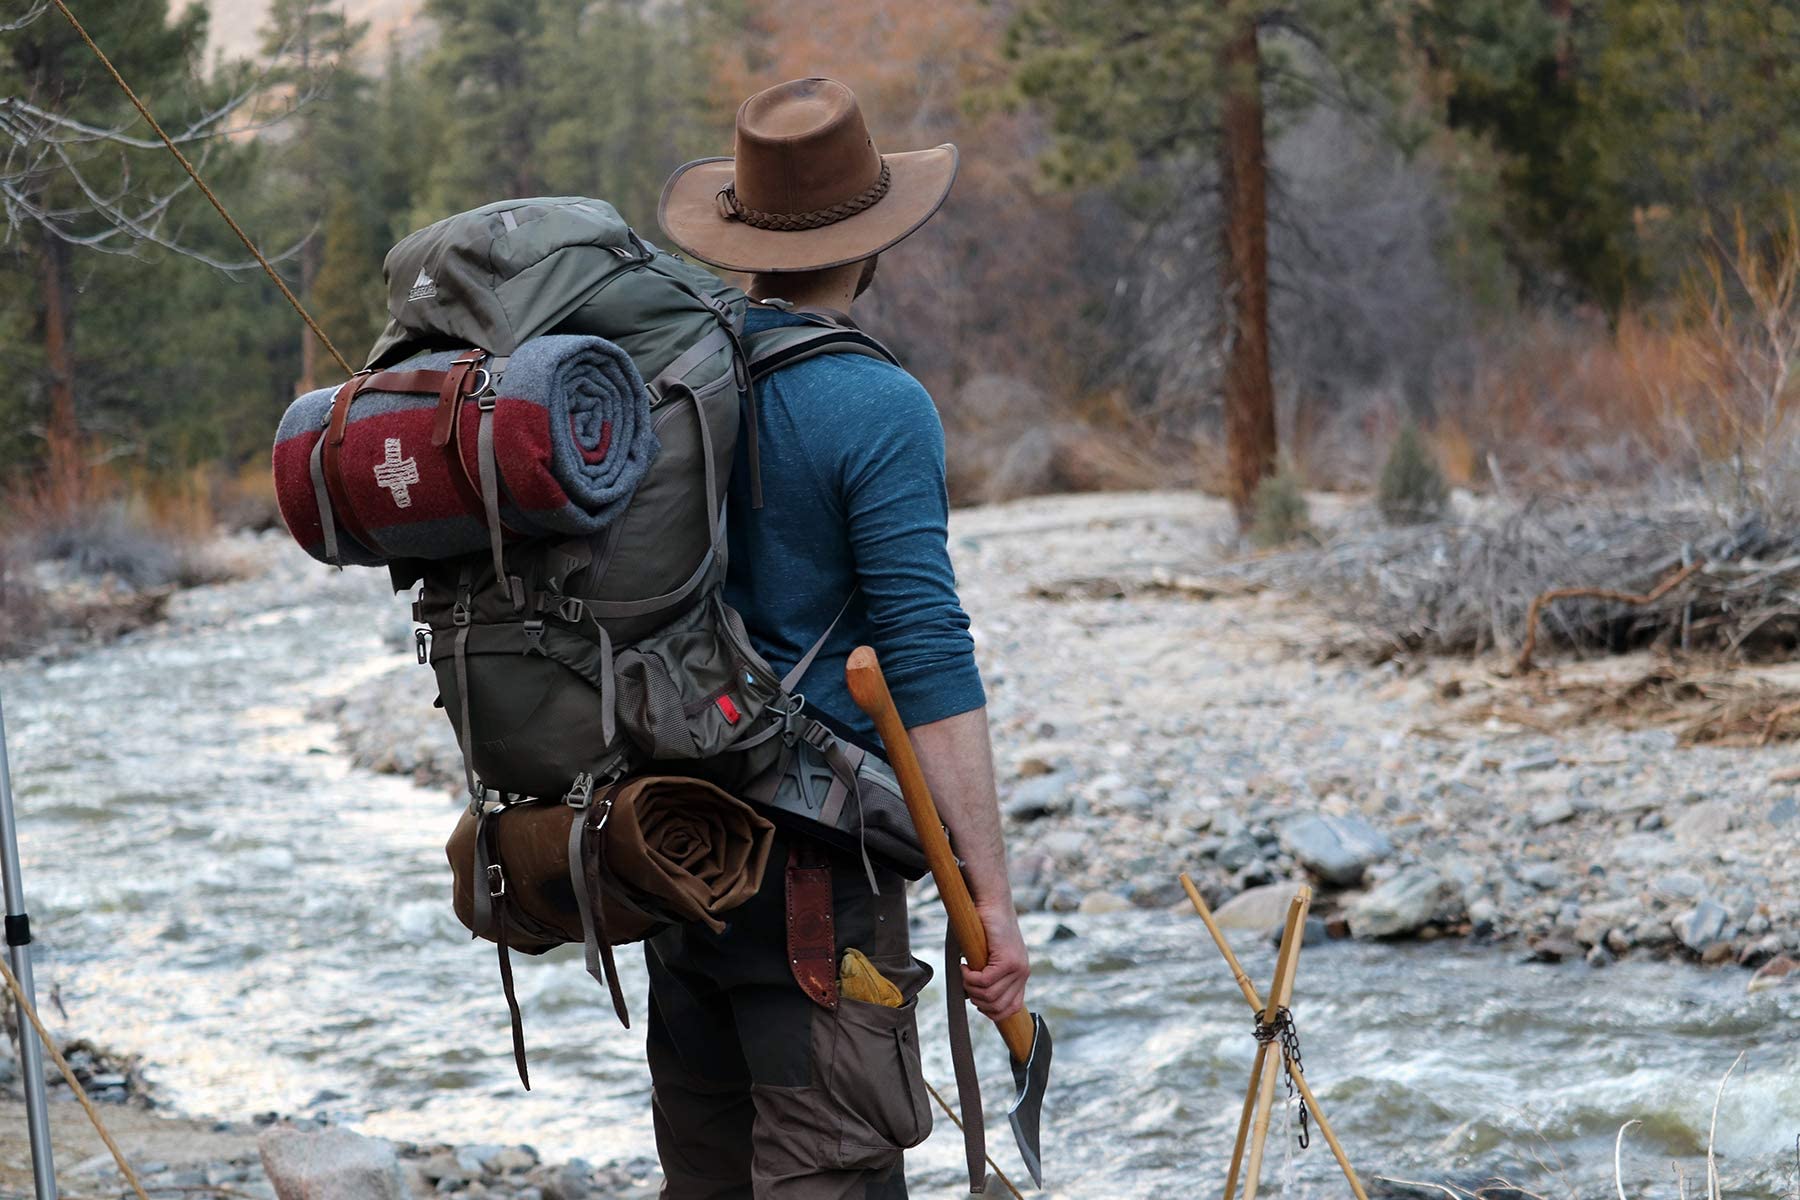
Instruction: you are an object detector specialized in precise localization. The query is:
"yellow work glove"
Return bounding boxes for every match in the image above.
[838,948,904,1007]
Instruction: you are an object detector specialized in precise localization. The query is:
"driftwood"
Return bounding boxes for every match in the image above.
[1514,560,1705,672]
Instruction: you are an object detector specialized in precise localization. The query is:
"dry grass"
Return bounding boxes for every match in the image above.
[0,443,254,659]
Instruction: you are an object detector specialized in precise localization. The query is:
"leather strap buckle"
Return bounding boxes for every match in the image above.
[485,863,507,898]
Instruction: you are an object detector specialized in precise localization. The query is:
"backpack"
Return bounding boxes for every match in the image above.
[275,197,929,1067]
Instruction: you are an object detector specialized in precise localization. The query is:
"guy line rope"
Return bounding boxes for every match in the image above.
[0,956,152,1200]
[29,7,1019,1196]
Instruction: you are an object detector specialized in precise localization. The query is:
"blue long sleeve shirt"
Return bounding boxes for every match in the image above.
[724,306,985,750]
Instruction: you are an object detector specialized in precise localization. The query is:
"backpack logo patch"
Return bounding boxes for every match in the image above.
[374,437,420,508]
[407,268,437,303]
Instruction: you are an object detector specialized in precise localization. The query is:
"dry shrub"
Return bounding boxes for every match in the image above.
[0,540,48,659]
[1378,424,1449,525]
[1,442,234,594]
[1250,469,1312,548]
[1445,211,1800,503]
[945,374,1217,503]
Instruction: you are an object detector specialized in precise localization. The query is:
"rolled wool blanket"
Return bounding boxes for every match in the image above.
[446,776,776,952]
[272,335,659,565]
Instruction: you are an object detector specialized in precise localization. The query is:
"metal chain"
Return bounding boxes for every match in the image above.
[1253,1005,1311,1150]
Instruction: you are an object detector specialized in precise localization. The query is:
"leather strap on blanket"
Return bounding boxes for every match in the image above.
[944,926,990,1194]
[785,844,837,1010]
[313,349,509,572]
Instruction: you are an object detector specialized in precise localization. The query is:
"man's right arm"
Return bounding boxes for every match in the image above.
[834,363,1028,1019]
[909,707,1030,1021]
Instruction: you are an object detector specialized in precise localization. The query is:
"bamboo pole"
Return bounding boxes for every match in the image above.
[1222,1041,1270,1200]
[1181,874,1370,1200]
[1180,874,1263,1011]
[1241,890,1310,1200]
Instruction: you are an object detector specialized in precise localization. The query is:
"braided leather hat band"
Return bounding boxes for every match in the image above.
[716,160,893,232]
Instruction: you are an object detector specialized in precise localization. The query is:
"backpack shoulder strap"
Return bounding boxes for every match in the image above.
[743,313,900,383]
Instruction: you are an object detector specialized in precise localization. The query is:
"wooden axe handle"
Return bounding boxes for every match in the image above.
[845,645,1036,1064]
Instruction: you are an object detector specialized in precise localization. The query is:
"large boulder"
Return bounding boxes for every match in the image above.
[259,1128,406,1200]
[1350,868,1464,939]
[1282,814,1392,887]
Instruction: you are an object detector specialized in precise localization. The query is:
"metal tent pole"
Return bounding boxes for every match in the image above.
[0,691,58,1199]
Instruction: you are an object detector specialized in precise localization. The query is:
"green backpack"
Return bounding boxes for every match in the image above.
[368,197,882,799]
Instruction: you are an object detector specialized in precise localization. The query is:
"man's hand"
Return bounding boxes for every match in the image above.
[962,896,1030,1021]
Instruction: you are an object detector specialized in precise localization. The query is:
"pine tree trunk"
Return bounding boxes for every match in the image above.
[1217,15,1277,527]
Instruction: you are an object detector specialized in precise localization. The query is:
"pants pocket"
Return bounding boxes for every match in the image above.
[819,967,932,1167]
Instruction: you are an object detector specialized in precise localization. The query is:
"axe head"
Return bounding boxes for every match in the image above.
[1006,1012,1052,1188]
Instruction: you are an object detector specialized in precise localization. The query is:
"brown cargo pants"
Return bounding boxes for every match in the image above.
[645,832,933,1199]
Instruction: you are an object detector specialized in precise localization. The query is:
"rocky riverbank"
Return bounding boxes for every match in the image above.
[0,1098,653,1199]
[317,491,1800,981]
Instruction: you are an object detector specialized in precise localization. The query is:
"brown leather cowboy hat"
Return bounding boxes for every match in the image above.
[658,77,957,274]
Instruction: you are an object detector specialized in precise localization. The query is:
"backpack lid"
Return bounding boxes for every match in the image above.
[367,197,651,368]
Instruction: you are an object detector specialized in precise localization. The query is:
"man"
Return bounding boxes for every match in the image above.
[649,77,1029,1198]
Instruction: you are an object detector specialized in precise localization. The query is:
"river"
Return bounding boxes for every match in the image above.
[1,540,1795,1198]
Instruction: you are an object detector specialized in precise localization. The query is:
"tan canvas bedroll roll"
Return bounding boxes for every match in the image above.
[447,774,774,1086]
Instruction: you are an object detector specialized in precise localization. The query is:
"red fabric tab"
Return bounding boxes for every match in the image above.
[717,694,741,724]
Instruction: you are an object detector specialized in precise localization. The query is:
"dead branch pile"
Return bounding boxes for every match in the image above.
[1225,500,1800,661]
[1439,666,1800,746]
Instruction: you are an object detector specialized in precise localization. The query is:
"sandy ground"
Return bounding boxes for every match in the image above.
[0,1099,260,1198]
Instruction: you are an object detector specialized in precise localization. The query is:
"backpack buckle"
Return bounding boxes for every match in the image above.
[414,628,430,664]
[774,693,806,746]
[522,619,546,656]
[452,600,471,627]
[485,863,507,898]
[556,595,586,624]
[563,772,595,809]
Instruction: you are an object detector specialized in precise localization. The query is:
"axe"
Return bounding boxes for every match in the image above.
[846,646,1052,1189]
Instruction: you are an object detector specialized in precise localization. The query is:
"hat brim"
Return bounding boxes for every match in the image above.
[658,145,958,274]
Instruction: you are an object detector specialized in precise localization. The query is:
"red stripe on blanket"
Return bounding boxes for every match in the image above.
[272,397,585,551]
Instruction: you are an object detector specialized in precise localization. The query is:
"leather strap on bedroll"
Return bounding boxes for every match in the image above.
[473,807,532,1090]
[785,843,838,1010]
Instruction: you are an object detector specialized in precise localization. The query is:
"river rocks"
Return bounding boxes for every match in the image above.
[1672,899,1733,953]
[1003,771,1073,821]
[1212,883,1298,932]
[1748,954,1798,993]
[1280,814,1391,886]
[1670,802,1736,842]
[1078,890,1130,915]
[1529,796,1576,828]
[1351,868,1464,939]
[259,1128,406,1200]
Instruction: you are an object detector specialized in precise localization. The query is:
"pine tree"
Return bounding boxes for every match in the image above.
[311,185,389,368]
[1007,0,1410,528]
[0,0,233,471]
[257,0,370,391]
[1582,0,1800,289]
